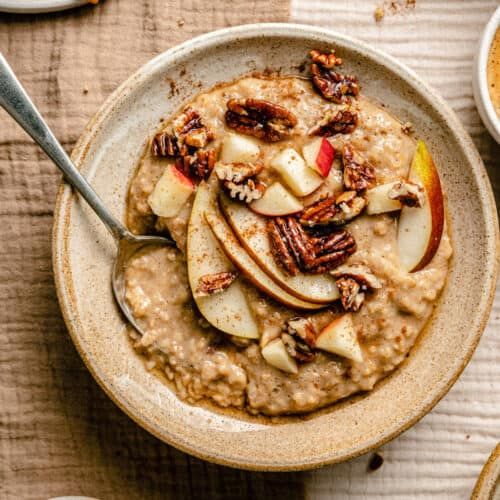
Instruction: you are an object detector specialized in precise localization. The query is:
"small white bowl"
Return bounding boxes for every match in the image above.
[473,6,500,144]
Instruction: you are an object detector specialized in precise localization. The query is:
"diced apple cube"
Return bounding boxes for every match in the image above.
[261,338,298,374]
[366,181,402,215]
[220,133,260,163]
[315,314,363,363]
[148,166,195,218]
[302,137,335,177]
[270,148,323,197]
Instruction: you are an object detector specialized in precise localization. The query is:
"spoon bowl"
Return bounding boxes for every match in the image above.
[112,233,175,335]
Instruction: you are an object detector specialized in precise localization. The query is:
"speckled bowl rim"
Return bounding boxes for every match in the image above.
[52,23,499,471]
[472,444,500,499]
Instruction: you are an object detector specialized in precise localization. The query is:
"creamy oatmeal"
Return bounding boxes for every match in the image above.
[124,49,452,416]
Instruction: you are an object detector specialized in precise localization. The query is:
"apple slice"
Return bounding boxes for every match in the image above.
[187,175,259,339]
[220,133,260,163]
[220,195,340,304]
[148,166,195,218]
[204,206,323,311]
[261,338,298,374]
[398,140,444,272]
[366,181,402,215]
[270,148,323,196]
[315,314,363,363]
[302,137,335,177]
[250,182,303,216]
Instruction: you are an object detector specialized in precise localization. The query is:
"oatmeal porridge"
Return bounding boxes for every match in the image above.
[124,49,452,416]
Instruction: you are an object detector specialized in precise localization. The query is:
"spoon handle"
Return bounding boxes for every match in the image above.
[0,53,129,241]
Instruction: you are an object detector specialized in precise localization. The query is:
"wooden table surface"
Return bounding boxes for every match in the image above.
[0,1,498,498]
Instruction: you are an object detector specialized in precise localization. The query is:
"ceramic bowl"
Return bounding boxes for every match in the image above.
[473,6,500,143]
[472,444,500,499]
[0,0,88,14]
[52,23,499,471]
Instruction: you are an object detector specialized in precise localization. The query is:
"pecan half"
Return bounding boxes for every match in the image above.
[299,191,366,227]
[214,162,263,183]
[152,132,182,157]
[215,161,265,203]
[309,109,358,136]
[310,50,359,103]
[388,180,425,208]
[331,264,382,312]
[225,98,297,142]
[268,217,356,275]
[343,144,376,192]
[224,178,266,203]
[195,271,238,297]
[177,149,216,181]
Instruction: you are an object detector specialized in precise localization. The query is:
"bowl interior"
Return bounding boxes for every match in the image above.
[53,24,498,470]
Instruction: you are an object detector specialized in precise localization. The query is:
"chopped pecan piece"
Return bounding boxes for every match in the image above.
[343,144,376,191]
[309,109,358,136]
[177,149,216,181]
[300,191,366,227]
[282,333,315,362]
[310,49,343,68]
[388,180,425,208]
[286,317,317,345]
[172,107,214,149]
[336,277,365,312]
[225,98,297,142]
[310,50,359,103]
[282,317,317,363]
[152,132,181,157]
[268,217,356,275]
[195,271,238,297]
[331,264,382,290]
[331,264,382,311]
[224,178,266,203]
[152,107,215,180]
[214,162,263,183]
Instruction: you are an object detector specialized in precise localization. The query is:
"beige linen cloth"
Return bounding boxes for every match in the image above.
[0,0,498,498]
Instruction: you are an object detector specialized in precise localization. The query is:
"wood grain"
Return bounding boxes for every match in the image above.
[291,0,500,498]
[0,2,294,499]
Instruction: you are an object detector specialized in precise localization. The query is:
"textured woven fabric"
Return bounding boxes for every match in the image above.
[1,0,499,498]
[291,0,500,498]
[0,2,292,499]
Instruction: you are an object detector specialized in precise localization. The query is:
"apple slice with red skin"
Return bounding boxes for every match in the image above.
[250,182,303,216]
[302,137,335,177]
[148,165,195,218]
[398,140,444,272]
[204,203,323,311]
[220,194,339,305]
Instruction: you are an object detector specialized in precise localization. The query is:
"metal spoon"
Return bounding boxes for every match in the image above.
[0,53,175,336]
